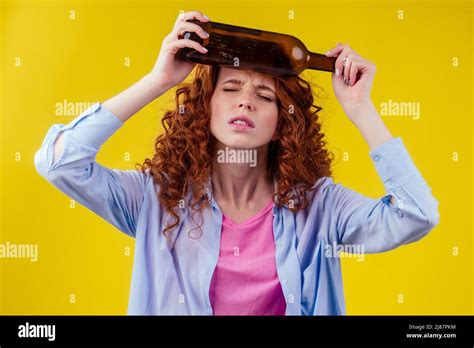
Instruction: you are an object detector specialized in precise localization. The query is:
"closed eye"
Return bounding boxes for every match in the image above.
[223,88,274,102]
[259,95,273,102]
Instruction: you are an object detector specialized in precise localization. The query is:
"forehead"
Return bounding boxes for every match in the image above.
[217,67,275,88]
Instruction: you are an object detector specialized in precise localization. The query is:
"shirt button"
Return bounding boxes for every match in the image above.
[282,279,287,285]
[386,179,394,186]
[373,154,381,162]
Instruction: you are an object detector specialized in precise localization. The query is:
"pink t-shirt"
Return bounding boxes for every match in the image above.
[209,198,287,315]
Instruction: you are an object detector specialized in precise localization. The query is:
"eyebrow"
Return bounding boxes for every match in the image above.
[221,78,276,94]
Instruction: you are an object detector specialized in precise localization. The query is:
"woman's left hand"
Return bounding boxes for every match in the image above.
[325,43,377,122]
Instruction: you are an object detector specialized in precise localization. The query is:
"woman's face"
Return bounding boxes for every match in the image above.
[210,67,279,150]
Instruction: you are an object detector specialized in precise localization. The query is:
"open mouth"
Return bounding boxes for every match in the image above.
[228,116,255,130]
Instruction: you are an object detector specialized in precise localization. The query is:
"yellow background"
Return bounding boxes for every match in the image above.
[1,0,472,314]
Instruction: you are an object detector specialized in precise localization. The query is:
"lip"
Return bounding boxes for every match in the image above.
[227,115,255,130]
[229,123,253,131]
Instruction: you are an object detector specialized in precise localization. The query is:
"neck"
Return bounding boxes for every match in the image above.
[308,52,336,73]
[211,141,274,209]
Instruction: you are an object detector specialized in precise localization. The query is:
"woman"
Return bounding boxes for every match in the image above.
[34,11,440,315]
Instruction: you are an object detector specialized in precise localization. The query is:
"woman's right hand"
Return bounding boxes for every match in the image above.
[149,10,210,92]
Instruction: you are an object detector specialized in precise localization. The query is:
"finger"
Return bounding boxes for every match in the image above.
[348,60,359,86]
[324,42,343,57]
[168,38,208,55]
[175,21,210,40]
[326,43,350,77]
[343,53,357,84]
[351,59,376,84]
[335,46,351,78]
[177,10,209,23]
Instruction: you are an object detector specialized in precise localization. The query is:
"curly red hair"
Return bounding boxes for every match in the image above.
[137,65,334,245]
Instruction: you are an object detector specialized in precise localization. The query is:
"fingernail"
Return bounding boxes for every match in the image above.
[325,50,331,56]
[203,15,209,20]
[202,47,208,53]
[203,31,210,38]
[343,77,348,84]
[336,68,340,76]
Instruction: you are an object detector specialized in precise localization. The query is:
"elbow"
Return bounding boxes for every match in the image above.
[34,148,49,178]
[34,147,62,181]
[401,198,440,246]
[424,191,441,231]
[415,198,440,240]
[425,204,440,231]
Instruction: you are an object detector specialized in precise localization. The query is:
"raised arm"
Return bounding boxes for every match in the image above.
[323,136,440,253]
[53,9,211,165]
[36,10,211,237]
[320,43,439,252]
[52,74,167,164]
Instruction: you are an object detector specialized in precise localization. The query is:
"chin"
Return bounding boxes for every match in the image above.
[214,136,253,150]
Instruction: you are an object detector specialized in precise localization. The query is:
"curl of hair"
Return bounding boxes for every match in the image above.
[137,65,334,246]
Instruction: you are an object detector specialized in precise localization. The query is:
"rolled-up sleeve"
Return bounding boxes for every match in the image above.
[330,137,440,253]
[34,103,147,238]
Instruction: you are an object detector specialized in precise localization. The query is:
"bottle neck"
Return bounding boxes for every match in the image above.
[307,52,336,73]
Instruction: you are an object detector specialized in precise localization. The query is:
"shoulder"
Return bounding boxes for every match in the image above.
[296,176,335,209]
[312,176,335,189]
[310,176,336,196]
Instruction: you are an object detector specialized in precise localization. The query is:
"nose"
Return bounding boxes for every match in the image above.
[238,100,252,110]
[237,86,255,111]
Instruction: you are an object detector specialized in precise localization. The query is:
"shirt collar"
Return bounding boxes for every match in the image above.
[201,175,285,211]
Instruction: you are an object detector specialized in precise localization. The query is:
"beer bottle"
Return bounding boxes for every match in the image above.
[177,19,336,77]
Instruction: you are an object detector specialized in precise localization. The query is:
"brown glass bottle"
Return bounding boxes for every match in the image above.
[177,19,336,77]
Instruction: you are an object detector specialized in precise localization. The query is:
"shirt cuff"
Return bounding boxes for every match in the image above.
[369,137,425,192]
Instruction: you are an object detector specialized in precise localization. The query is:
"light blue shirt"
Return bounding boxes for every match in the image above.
[34,102,440,315]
